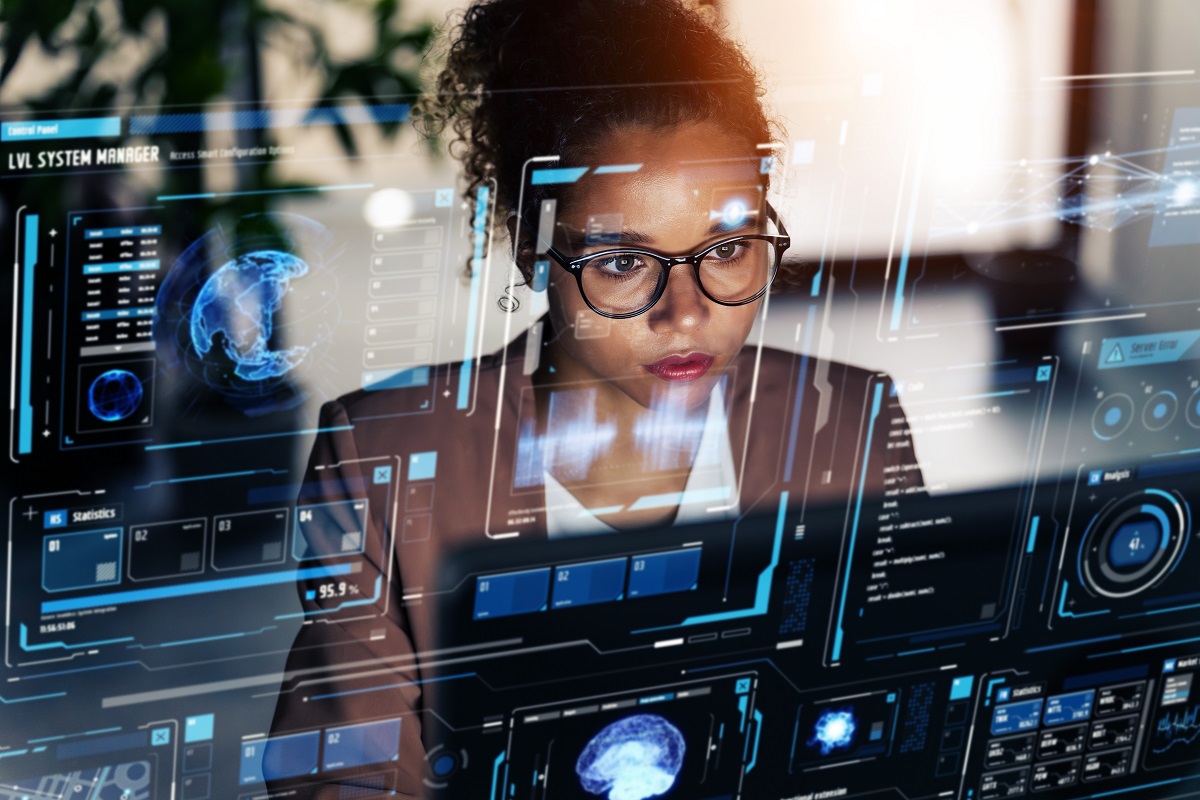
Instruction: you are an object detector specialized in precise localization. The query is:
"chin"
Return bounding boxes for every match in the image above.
[639,373,720,411]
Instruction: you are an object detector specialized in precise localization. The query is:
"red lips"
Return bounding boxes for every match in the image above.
[643,353,715,381]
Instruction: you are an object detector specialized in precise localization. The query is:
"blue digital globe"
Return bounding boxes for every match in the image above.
[189,250,311,382]
[810,708,857,756]
[576,715,686,800]
[87,369,144,422]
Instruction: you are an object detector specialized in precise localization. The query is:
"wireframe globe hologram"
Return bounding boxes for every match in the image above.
[87,369,144,422]
[154,212,339,415]
[189,250,311,382]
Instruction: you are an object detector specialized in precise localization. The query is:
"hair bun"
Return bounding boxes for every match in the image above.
[419,0,775,275]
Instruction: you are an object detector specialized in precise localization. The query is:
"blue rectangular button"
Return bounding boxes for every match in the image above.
[991,698,1043,736]
[362,366,430,390]
[551,558,627,609]
[292,499,369,561]
[240,732,320,785]
[532,260,549,292]
[627,549,701,598]
[473,568,551,620]
[1043,690,1094,726]
[322,719,401,770]
[2,117,121,141]
[531,167,588,185]
[950,676,975,701]
[42,528,122,593]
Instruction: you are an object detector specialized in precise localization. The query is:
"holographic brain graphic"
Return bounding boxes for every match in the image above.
[189,250,311,382]
[576,714,686,800]
[87,369,144,422]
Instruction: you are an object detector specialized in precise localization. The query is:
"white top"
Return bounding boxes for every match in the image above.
[544,383,740,538]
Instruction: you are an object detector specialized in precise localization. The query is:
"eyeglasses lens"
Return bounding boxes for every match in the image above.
[578,240,778,316]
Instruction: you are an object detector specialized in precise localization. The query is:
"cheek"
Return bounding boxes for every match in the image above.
[724,301,763,343]
[547,279,626,366]
[575,317,646,373]
[547,274,582,329]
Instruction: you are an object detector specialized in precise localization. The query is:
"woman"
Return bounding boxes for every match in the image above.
[272,1,898,796]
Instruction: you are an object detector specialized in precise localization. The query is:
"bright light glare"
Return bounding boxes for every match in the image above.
[722,199,748,227]
[1172,180,1198,205]
[849,0,903,36]
[363,188,414,229]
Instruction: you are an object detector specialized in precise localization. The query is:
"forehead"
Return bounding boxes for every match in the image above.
[536,124,769,238]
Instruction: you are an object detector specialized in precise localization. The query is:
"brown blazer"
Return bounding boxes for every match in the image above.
[271,330,897,798]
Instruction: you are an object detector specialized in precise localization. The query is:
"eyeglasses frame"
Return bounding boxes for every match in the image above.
[535,203,791,320]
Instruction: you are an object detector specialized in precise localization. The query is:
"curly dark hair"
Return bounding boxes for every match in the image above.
[417,0,804,287]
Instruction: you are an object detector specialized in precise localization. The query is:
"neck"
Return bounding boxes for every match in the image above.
[531,334,715,528]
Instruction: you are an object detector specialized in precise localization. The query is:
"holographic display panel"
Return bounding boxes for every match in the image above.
[4,8,1200,800]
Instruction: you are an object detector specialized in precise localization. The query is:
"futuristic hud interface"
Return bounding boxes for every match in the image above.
[5,24,1200,800]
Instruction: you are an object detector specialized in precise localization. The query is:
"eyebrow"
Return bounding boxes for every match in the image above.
[706,216,758,237]
[560,216,762,250]
[596,230,656,246]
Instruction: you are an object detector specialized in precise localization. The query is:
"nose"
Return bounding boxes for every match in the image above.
[647,262,709,334]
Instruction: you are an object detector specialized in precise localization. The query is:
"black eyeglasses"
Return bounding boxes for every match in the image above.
[536,204,790,319]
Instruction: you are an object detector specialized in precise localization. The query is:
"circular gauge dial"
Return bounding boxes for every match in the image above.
[1079,489,1191,599]
[1093,394,1135,441]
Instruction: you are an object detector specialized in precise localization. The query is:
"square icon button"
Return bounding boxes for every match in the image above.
[408,452,438,481]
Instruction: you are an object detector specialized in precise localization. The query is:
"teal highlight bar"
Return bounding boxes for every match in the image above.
[890,114,932,330]
[41,563,354,614]
[638,693,673,705]
[632,490,789,632]
[362,366,430,391]
[20,622,133,652]
[143,423,352,451]
[1142,503,1171,549]
[1098,329,1200,370]
[746,709,763,772]
[84,225,161,239]
[594,163,642,174]
[531,167,588,185]
[459,185,489,409]
[129,103,408,136]
[80,307,155,321]
[2,117,120,142]
[18,214,38,454]
[1026,516,1040,554]
[83,260,159,275]
[832,381,885,661]
[490,751,506,800]
[157,183,372,202]
[0,694,65,706]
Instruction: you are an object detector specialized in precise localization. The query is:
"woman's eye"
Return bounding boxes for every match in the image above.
[594,254,642,274]
[712,243,742,260]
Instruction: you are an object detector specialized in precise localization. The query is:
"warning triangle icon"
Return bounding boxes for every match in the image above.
[1106,344,1125,364]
